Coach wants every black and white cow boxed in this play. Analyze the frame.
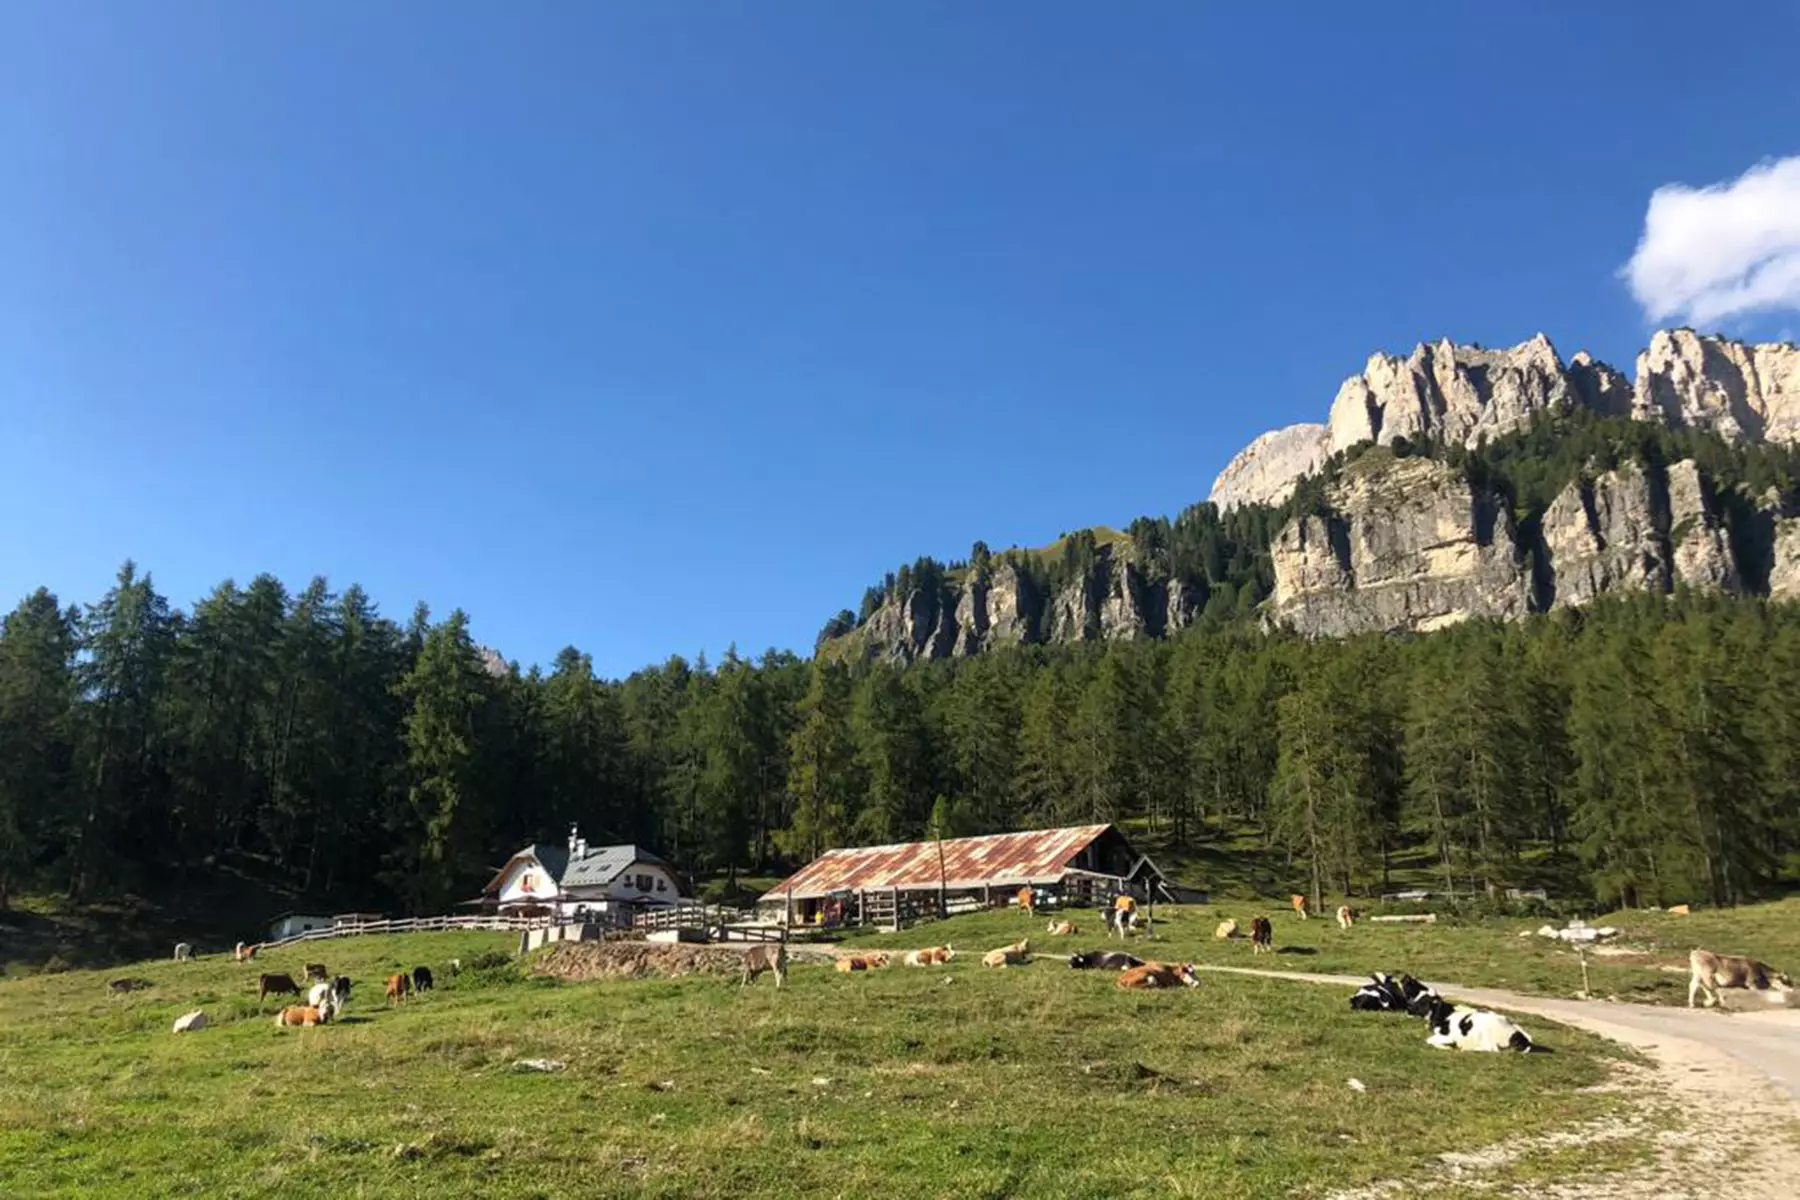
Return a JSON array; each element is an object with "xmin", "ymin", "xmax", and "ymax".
[
  {"xmin": 1421, "ymin": 997, "xmax": 1534, "ymax": 1053},
  {"xmin": 1068, "ymin": 950, "xmax": 1146, "ymax": 971}
]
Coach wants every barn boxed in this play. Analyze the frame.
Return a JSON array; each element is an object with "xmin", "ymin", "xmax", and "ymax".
[
  {"xmin": 760, "ymin": 823, "xmax": 1173, "ymax": 926},
  {"xmin": 473, "ymin": 825, "xmax": 689, "ymax": 921}
]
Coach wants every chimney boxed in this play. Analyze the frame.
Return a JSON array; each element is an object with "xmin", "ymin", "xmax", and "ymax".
[{"xmin": 568, "ymin": 823, "xmax": 580, "ymax": 857}]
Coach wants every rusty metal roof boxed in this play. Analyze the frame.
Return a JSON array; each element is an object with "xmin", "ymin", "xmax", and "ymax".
[{"xmin": 762, "ymin": 824, "xmax": 1120, "ymax": 900}]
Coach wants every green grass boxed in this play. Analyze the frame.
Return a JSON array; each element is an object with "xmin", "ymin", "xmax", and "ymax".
[
  {"xmin": 841, "ymin": 896, "xmax": 1800, "ymax": 1006},
  {"xmin": 0, "ymin": 928, "xmax": 1637, "ymax": 1198}
]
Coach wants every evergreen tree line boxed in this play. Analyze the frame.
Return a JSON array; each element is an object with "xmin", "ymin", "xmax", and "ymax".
[{"xmin": 3, "ymin": 561, "xmax": 1796, "ymax": 915}]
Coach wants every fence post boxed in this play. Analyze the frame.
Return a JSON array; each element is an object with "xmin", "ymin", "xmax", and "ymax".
[{"xmin": 890, "ymin": 887, "xmax": 900, "ymax": 934}]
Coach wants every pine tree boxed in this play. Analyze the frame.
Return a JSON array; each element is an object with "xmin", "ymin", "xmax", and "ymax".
[
  {"xmin": 783, "ymin": 662, "xmax": 858, "ymax": 861},
  {"xmin": 0, "ymin": 590, "xmax": 77, "ymax": 906}
]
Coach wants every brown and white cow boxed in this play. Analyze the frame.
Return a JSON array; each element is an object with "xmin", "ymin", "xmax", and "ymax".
[
  {"xmin": 1689, "ymin": 949, "xmax": 1793, "ymax": 1008},
  {"xmin": 385, "ymin": 972, "xmax": 413, "ymax": 1005},
  {"xmin": 1117, "ymin": 962, "xmax": 1199, "ymax": 990},
  {"xmin": 1016, "ymin": 887, "xmax": 1036, "ymax": 917},
  {"xmin": 982, "ymin": 938, "xmax": 1031, "ymax": 968},
  {"xmin": 1290, "ymin": 894, "xmax": 1309, "ymax": 921},
  {"xmin": 1046, "ymin": 919, "xmax": 1078, "ymax": 936},
  {"xmin": 304, "ymin": 963, "xmax": 328, "ymax": 982},
  {"xmin": 741, "ymin": 942, "xmax": 788, "ymax": 988},
  {"xmin": 274, "ymin": 1000, "xmax": 335, "ymax": 1028},
  {"xmin": 1336, "ymin": 905, "xmax": 1357, "ymax": 931},
  {"xmin": 834, "ymin": 952, "xmax": 890, "ymax": 973},
  {"xmin": 903, "ymin": 945, "xmax": 954, "ymax": 967}
]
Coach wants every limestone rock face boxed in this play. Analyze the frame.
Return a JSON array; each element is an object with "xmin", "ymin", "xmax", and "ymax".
[
  {"xmin": 1268, "ymin": 456, "xmax": 1531, "ymax": 636},
  {"xmin": 1664, "ymin": 460, "xmax": 1740, "ymax": 594},
  {"xmin": 1568, "ymin": 351, "xmax": 1636, "ymax": 419},
  {"xmin": 1635, "ymin": 330, "xmax": 1800, "ymax": 443},
  {"xmin": 1769, "ymin": 519, "xmax": 1800, "ymax": 601},
  {"xmin": 1539, "ymin": 463, "xmax": 1668, "ymax": 608},
  {"xmin": 1208, "ymin": 423, "xmax": 1331, "ymax": 510},
  {"xmin": 1325, "ymin": 334, "xmax": 1577, "ymax": 453}
]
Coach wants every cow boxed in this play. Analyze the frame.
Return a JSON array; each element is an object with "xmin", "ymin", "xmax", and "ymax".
[
  {"xmin": 234, "ymin": 942, "xmax": 258, "ymax": 962},
  {"xmin": 834, "ymin": 952, "xmax": 890, "ymax": 973},
  {"xmin": 1337, "ymin": 905, "xmax": 1357, "ymax": 930},
  {"xmin": 172, "ymin": 1009, "xmax": 207, "ymax": 1033},
  {"xmin": 258, "ymin": 973, "xmax": 302, "ymax": 1004},
  {"xmin": 308, "ymin": 981, "xmax": 336, "ymax": 1009},
  {"xmin": 173, "ymin": 942, "xmax": 195, "ymax": 962},
  {"xmin": 1016, "ymin": 886, "xmax": 1036, "ymax": 917},
  {"xmin": 1250, "ymin": 917, "xmax": 1273, "ymax": 954},
  {"xmin": 274, "ymin": 999, "xmax": 336, "ymax": 1028},
  {"xmin": 1046, "ymin": 919, "xmax": 1078, "ymax": 936},
  {"xmin": 1291, "ymin": 894, "xmax": 1308, "ymax": 921},
  {"xmin": 1422, "ymin": 997, "xmax": 1533, "ymax": 1052},
  {"xmin": 1109, "ymin": 893, "xmax": 1139, "ymax": 939},
  {"xmin": 1214, "ymin": 919, "xmax": 1239, "ymax": 940},
  {"xmin": 331, "ymin": 976, "xmax": 353, "ymax": 1006},
  {"xmin": 304, "ymin": 963, "xmax": 328, "ymax": 982},
  {"xmin": 108, "ymin": 978, "xmax": 151, "ymax": 995},
  {"xmin": 1688, "ymin": 949, "xmax": 1794, "ymax": 1008},
  {"xmin": 1068, "ymin": 950, "xmax": 1145, "ymax": 971},
  {"xmin": 903, "ymin": 945, "xmax": 954, "ymax": 967},
  {"xmin": 412, "ymin": 966, "xmax": 434, "ymax": 993},
  {"xmin": 385, "ymin": 972, "xmax": 412, "ymax": 1005},
  {"xmin": 1347, "ymin": 972, "xmax": 1437, "ymax": 1014},
  {"xmin": 982, "ymin": 938, "xmax": 1031, "ymax": 968},
  {"xmin": 448, "ymin": 958, "xmax": 462, "ymax": 976},
  {"xmin": 1116, "ymin": 962, "xmax": 1199, "ymax": 990},
  {"xmin": 741, "ymin": 943, "xmax": 788, "ymax": 988}
]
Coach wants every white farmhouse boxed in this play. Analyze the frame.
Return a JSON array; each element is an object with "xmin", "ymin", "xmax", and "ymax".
[{"xmin": 477, "ymin": 826, "xmax": 688, "ymax": 920}]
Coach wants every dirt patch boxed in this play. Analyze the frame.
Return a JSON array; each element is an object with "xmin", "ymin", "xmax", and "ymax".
[{"xmin": 530, "ymin": 941, "xmax": 832, "ymax": 982}]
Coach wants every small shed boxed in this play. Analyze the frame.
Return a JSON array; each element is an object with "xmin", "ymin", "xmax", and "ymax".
[{"xmin": 267, "ymin": 912, "xmax": 332, "ymax": 941}]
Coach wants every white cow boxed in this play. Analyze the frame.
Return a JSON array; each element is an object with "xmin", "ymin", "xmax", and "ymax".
[
  {"xmin": 173, "ymin": 942, "xmax": 195, "ymax": 962},
  {"xmin": 1423, "ymin": 999, "xmax": 1533, "ymax": 1052}
]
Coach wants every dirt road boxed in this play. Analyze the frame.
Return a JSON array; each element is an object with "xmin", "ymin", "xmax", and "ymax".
[{"xmin": 1196, "ymin": 964, "xmax": 1800, "ymax": 1197}]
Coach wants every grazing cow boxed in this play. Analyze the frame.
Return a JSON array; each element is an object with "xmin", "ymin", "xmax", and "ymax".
[
  {"xmin": 1046, "ymin": 919, "xmax": 1078, "ymax": 936},
  {"xmin": 1348, "ymin": 972, "xmax": 1438, "ymax": 1014},
  {"xmin": 172, "ymin": 1009, "xmax": 207, "ymax": 1033},
  {"xmin": 234, "ymin": 942, "xmax": 258, "ymax": 963},
  {"xmin": 412, "ymin": 966, "xmax": 434, "ymax": 993},
  {"xmin": 304, "ymin": 963, "xmax": 328, "ymax": 982},
  {"xmin": 385, "ymin": 972, "xmax": 412, "ymax": 1005},
  {"xmin": 741, "ymin": 943, "xmax": 788, "ymax": 988},
  {"xmin": 1291, "ymin": 894, "xmax": 1309, "ymax": 921},
  {"xmin": 1688, "ymin": 949, "xmax": 1794, "ymax": 1008},
  {"xmin": 1337, "ymin": 905, "xmax": 1357, "ymax": 931},
  {"xmin": 173, "ymin": 942, "xmax": 195, "ymax": 962},
  {"xmin": 903, "ymin": 945, "xmax": 954, "ymax": 967},
  {"xmin": 274, "ymin": 999, "xmax": 336, "ymax": 1028},
  {"xmin": 108, "ymin": 978, "xmax": 151, "ymax": 995},
  {"xmin": 1214, "ymin": 919, "xmax": 1238, "ymax": 940},
  {"xmin": 1422, "ymin": 998, "xmax": 1533, "ymax": 1052},
  {"xmin": 982, "ymin": 938, "xmax": 1031, "ymax": 968},
  {"xmin": 1016, "ymin": 886, "xmax": 1036, "ymax": 917},
  {"xmin": 258, "ymin": 973, "xmax": 301, "ymax": 1004},
  {"xmin": 1250, "ymin": 917, "xmax": 1273, "ymax": 955},
  {"xmin": 1068, "ymin": 950, "xmax": 1145, "ymax": 971},
  {"xmin": 1116, "ymin": 962, "xmax": 1199, "ymax": 990}
]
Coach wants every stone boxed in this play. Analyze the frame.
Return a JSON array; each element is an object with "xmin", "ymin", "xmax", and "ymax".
[
  {"xmin": 172, "ymin": 1009, "xmax": 207, "ymax": 1033},
  {"xmin": 1664, "ymin": 460, "xmax": 1739, "ymax": 593},
  {"xmin": 1634, "ymin": 329, "xmax": 1800, "ymax": 443},
  {"xmin": 1539, "ymin": 462, "xmax": 1668, "ymax": 608},
  {"xmin": 1208, "ymin": 423, "xmax": 1330, "ymax": 510}
]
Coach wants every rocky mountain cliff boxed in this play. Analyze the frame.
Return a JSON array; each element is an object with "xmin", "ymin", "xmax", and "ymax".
[{"xmin": 1210, "ymin": 330, "xmax": 1800, "ymax": 511}]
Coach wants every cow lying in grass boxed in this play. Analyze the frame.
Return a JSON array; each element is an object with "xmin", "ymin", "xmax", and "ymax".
[
  {"xmin": 1068, "ymin": 950, "xmax": 1145, "ymax": 971},
  {"xmin": 1214, "ymin": 919, "xmax": 1238, "ymax": 940},
  {"xmin": 903, "ymin": 946, "xmax": 954, "ymax": 967},
  {"xmin": 1116, "ymin": 962, "xmax": 1199, "ymax": 990},
  {"xmin": 1347, "ymin": 972, "xmax": 1438, "ymax": 1015},
  {"xmin": 1422, "ymin": 997, "xmax": 1533, "ymax": 1052},
  {"xmin": 1689, "ymin": 949, "xmax": 1793, "ymax": 1008},
  {"xmin": 274, "ymin": 998, "xmax": 337, "ymax": 1028},
  {"xmin": 982, "ymin": 938, "xmax": 1031, "ymax": 968},
  {"xmin": 835, "ymin": 952, "xmax": 890, "ymax": 973},
  {"xmin": 741, "ymin": 943, "xmax": 788, "ymax": 988},
  {"xmin": 1045, "ymin": 919, "xmax": 1078, "ymax": 936}
]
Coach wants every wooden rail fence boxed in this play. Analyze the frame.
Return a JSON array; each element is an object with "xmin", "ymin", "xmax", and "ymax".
[{"xmin": 259, "ymin": 914, "xmax": 546, "ymax": 950}]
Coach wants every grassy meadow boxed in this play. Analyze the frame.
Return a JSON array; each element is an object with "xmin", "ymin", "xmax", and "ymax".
[{"xmin": 0, "ymin": 924, "xmax": 1641, "ymax": 1199}]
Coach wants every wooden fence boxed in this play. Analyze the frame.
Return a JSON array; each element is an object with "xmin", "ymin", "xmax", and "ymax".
[{"xmin": 260, "ymin": 914, "xmax": 545, "ymax": 950}]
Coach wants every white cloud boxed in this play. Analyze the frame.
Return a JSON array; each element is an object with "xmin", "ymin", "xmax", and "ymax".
[{"xmin": 1622, "ymin": 155, "xmax": 1800, "ymax": 326}]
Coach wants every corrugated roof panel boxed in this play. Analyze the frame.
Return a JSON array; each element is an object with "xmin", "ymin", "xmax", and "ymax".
[{"xmin": 762, "ymin": 824, "xmax": 1117, "ymax": 900}]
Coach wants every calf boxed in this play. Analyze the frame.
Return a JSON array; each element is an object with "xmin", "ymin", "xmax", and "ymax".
[
  {"xmin": 304, "ymin": 963, "xmax": 328, "ymax": 982},
  {"xmin": 173, "ymin": 942, "xmax": 195, "ymax": 962},
  {"xmin": 1116, "ymin": 962, "xmax": 1199, "ymax": 990},
  {"xmin": 1688, "ymin": 948, "xmax": 1794, "ymax": 1008},
  {"xmin": 1250, "ymin": 917, "xmax": 1273, "ymax": 955},
  {"xmin": 258, "ymin": 973, "xmax": 302, "ymax": 1004},
  {"xmin": 1291, "ymin": 894, "xmax": 1308, "ymax": 921},
  {"xmin": 412, "ymin": 965, "xmax": 434, "ymax": 993},
  {"xmin": 385, "ymin": 972, "xmax": 412, "ymax": 1005},
  {"xmin": 1422, "ymin": 998, "xmax": 1533, "ymax": 1052},
  {"xmin": 1046, "ymin": 919, "xmax": 1078, "ymax": 936},
  {"xmin": 1336, "ymin": 905, "xmax": 1357, "ymax": 931},
  {"xmin": 982, "ymin": 938, "xmax": 1031, "ymax": 968},
  {"xmin": 1068, "ymin": 950, "xmax": 1145, "ymax": 971},
  {"xmin": 274, "ymin": 999, "xmax": 336, "ymax": 1028},
  {"xmin": 1214, "ymin": 919, "xmax": 1238, "ymax": 940},
  {"xmin": 741, "ymin": 943, "xmax": 788, "ymax": 988}
]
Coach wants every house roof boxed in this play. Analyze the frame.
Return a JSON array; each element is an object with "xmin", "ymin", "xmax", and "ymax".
[
  {"xmin": 481, "ymin": 842, "xmax": 668, "ymax": 895},
  {"xmin": 762, "ymin": 824, "xmax": 1135, "ymax": 901}
]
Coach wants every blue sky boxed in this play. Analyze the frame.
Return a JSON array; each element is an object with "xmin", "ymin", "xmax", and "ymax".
[{"xmin": 4, "ymin": 2, "xmax": 1798, "ymax": 678}]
